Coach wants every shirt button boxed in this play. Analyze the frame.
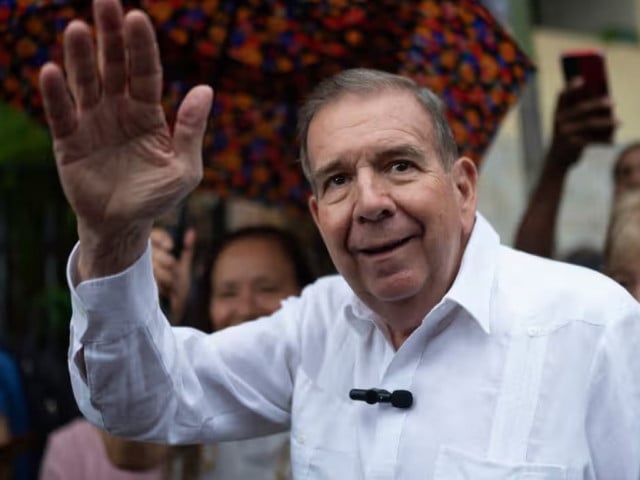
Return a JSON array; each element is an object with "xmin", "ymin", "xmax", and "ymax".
[{"xmin": 527, "ymin": 326, "xmax": 540, "ymax": 336}]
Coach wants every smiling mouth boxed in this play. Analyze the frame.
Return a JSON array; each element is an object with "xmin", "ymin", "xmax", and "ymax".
[{"xmin": 358, "ymin": 236, "xmax": 414, "ymax": 255}]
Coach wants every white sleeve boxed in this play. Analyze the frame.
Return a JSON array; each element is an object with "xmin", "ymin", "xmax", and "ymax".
[
  {"xmin": 585, "ymin": 296, "xmax": 640, "ymax": 480},
  {"xmin": 66, "ymin": 243, "xmax": 299, "ymax": 444}
]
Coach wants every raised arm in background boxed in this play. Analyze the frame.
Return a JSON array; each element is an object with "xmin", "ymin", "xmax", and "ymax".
[{"xmin": 514, "ymin": 78, "xmax": 616, "ymax": 258}]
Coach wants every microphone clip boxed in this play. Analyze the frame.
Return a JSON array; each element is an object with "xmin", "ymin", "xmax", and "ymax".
[{"xmin": 349, "ymin": 388, "xmax": 413, "ymax": 409}]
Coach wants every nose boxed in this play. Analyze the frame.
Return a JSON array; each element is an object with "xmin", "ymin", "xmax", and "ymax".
[
  {"xmin": 234, "ymin": 288, "xmax": 262, "ymax": 323},
  {"xmin": 353, "ymin": 171, "xmax": 395, "ymax": 223}
]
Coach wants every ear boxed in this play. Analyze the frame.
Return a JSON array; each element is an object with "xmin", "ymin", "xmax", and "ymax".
[
  {"xmin": 451, "ymin": 157, "xmax": 478, "ymax": 232},
  {"xmin": 308, "ymin": 195, "xmax": 321, "ymax": 228}
]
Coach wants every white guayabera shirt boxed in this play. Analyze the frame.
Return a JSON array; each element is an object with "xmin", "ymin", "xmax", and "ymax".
[{"xmin": 67, "ymin": 214, "xmax": 640, "ymax": 480}]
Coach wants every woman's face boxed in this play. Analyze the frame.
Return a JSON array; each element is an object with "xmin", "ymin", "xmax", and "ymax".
[{"xmin": 209, "ymin": 236, "xmax": 301, "ymax": 330}]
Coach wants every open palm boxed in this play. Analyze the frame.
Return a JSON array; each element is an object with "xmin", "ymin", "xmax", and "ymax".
[{"xmin": 39, "ymin": 0, "xmax": 212, "ymax": 276}]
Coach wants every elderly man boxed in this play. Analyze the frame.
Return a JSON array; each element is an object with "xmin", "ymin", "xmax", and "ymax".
[{"xmin": 40, "ymin": 1, "xmax": 639, "ymax": 478}]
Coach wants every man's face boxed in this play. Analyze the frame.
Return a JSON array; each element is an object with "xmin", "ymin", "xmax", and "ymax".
[
  {"xmin": 307, "ymin": 90, "xmax": 477, "ymax": 318},
  {"xmin": 614, "ymin": 147, "xmax": 640, "ymax": 197}
]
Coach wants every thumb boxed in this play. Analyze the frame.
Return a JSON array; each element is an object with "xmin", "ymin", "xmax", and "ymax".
[{"xmin": 173, "ymin": 85, "xmax": 214, "ymax": 180}]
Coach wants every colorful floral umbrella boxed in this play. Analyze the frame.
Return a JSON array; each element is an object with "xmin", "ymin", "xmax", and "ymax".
[{"xmin": 1, "ymin": 0, "xmax": 535, "ymax": 209}]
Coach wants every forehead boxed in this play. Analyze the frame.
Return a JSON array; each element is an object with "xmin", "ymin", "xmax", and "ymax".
[
  {"xmin": 213, "ymin": 237, "xmax": 290, "ymax": 276},
  {"xmin": 617, "ymin": 147, "xmax": 640, "ymax": 170},
  {"xmin": 306, "ymin": 90, "xmax": 435, "ymax": 170}
]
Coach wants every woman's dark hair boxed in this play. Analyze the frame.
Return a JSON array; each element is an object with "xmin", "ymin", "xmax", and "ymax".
[{"xmin": 209, "ymin": 225, "xmax": 315, "ymax": 289}]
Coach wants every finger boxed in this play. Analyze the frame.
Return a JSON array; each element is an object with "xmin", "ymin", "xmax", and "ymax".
[
  {"xmin": 560, "ymin": 120, "xmax": 615, "ymax": 146},
  {"xmin": 178, "ymin": 229, "xmax": 196, "ymax": 271},
  {"xmin": 557, "ymin": 98, "xmax": 613, "ymax": 125},
  {"xmin": 152, "ymin": 251, "xmax": 176, "ymax": 288},
  {"xmin": 152, "ymin": 248, "xmax": 177, "ymax": 271},
  {"xmin": 94, "ymin": 0, "xmax": 126, "ymax": 96},
  {"xmin": 173, "ymin": 86, "xmax": 214, "ymax": 182},
  {"xmin": 150, "ymin": 228, "xmax": 173, "ymax": 251},
  {"xmin": 63, "ymin": 20, "xmax": 100, "ymax": 109},
  {"xmin": 561, "ymin": 118, "xmax": 615, "ymax": 136},
  {"xmin": 556, "ymin": 77, "xmax": 585, "ymax": 110},
  {"xmin": 123, "ymin": 10, "xmax": 162, "ymax": 103},
  {"xmin": 155, "ymin": 270, "xmax": 174, "ymax": 298},
  {"xmin": 557, "ymin": 104, "xmax": 615, "ymax": 124},
  {"xmin": 556, "ymin": 78, "xmax": 611, "ymax": 112},
  {"xmin": 39, "ymin": 63, "xmax": 77, "ymax": 139}
]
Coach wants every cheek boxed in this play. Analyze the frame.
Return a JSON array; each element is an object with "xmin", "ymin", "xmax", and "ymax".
[
  {"xmin": 316, "ymin": 206, "xmax": 350, "ymax": 250},
  {"xmin": 210, "ymin": 300, "xmax": 232, "ymax": 330},
  {"xmin": 256, "ymin": 294, "xmax": 287, "ymax": 314}
]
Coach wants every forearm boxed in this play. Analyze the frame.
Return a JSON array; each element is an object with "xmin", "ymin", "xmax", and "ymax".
[
  {"xmin": 68, "ymin": 242, "xmax": 179, "ymax": 439},
  {"xmin": 514, "ymin": 159, "xmax": 571, "ymax": 258},
  {"xmin": 67, "ymin": 244, "xmax": 295, "ymax": 443}
]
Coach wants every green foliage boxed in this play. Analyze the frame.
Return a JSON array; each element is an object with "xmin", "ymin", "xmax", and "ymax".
[
  {"xmin": 0, "ymin": 102, "xmax": 52, "ymax": 167},
  {"xmin": 0, "ymin": 102, "xmax": 75, "ymax": 341}
]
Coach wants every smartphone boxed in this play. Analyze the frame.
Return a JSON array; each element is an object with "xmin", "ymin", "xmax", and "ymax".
[
  {"xmin": 165, "ymin": 203, "xmax": 188, "ymax": 258},
  {"xmin": 561, "ymin": 49, "xmax": 609, "ymax": 98}
]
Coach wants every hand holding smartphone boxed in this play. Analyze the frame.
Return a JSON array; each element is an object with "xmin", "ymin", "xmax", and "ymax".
[{"xmin": 557, "ymin": 48, "xmax": 615, "ymax": 146}]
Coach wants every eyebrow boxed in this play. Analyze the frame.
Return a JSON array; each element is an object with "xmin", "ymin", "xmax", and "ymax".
[{"xmin": 311, "ymin": 144, "xmax": 426, "ymax": 182}]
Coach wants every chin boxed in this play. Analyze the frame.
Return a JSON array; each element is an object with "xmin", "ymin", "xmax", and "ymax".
[{"xmin": 366, "ymin": 274, "xmax": 425, "ymax": 303}]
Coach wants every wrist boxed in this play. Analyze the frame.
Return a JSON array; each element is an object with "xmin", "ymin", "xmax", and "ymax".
[
  {"xmin": 545, "ymin": 143, "xmax": 583, "ymax": 173},
  {"xmin": 77, "ymin": 221, "xmax": 152, "ymax": 281}
]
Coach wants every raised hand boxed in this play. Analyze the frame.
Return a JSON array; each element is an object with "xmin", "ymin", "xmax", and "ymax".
[
  {"xmin": 39, "ymin": 0, "xmax": 213, "ymax": 280},
  {"xmin": 151, "ymin": 227, "xmax": 196, "ymax": 324},
  {"xmin": 548, "ymin": 77, "xmax": 617, "ymax": 169}
]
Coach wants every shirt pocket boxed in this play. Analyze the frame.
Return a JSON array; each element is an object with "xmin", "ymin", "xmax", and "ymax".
[
  {"xmin": 290, "ymin": 368, "xmax": 360, "ymax": 480},
  {"xmin": 433, "ymin": 446, "xmax": 567, "ymax": 480}
]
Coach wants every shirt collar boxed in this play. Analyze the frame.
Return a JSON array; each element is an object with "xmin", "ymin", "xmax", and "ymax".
[
  {"xmin": 343, "ymin": 212, "xmax": 499, "ymax": 337},
  {"xmin": 443, "ymin": 212, "xmax": 499, "ymax": 335}
]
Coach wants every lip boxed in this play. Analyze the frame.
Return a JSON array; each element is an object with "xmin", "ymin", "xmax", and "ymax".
[{"xmin": 355, "ymin": 235, "xmax": 416, "ymax": 256}]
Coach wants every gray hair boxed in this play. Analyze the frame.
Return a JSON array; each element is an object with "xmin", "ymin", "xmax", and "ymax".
[{"xmin": 297, "ymin": 68, "xmax": 459, "ymax": 185}]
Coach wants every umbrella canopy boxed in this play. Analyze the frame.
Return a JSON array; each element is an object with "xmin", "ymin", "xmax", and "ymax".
[{"xmin": 1, "ymin": 0, "xmax": 535, "ymax": 209}]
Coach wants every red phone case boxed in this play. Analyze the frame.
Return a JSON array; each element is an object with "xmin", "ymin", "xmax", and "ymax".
[{"xmin": 561, "ymin": 49, "xmax": 609, "ymax": 97}]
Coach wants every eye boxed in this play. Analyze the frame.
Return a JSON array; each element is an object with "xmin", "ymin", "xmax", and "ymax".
[
  {"xmin": 215, "ymin": 289, "xmax": 238, "ymax": 299},
  {"xmin": 323, "ymin": 173, "xmax": 349, "ymax": 190},
  {"xmin": 257, "ymin": 284, "xmax": 280, "ymax": 294},
  {"xmin": 389, "ymin": 160, "xmax": 412, "ymax": 173}
]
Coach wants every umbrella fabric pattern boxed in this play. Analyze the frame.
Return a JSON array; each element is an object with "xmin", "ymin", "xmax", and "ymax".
[{"xmin": 1, "ymin": 0, "xmax": 535, "ymax": 209}]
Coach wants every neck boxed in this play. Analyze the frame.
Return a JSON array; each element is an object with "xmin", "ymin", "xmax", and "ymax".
[
  {"xmin": 374, "ymin": 297, "xmax": 435, "ymax": 349},
  {"xmin": 387, "ymin": 323, "xmax": 419, "ymax": 350}
]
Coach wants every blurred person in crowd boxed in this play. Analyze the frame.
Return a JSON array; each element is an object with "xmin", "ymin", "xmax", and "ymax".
[
  {"xmin": 151, "ymin": 224, "xmax": 315, "ymax": 479},
  {"xmin": 514, "ymin": 76, "xmax": 617, "ymax": 260},
  {"xmin": 0, "ymin": 345, "xmax": 31, "ymax": 480},
  {"xmin": 39, "ymin": 418, "xmax": 169, "ymax": 479},
  {"xmin": 603, "ymin": 189, "xmax": 640, "ymax": 300},
  {"xmin": 612, "ymin": 141, "xmax": 640, "ymax": 197},
  {"xmin": 41, "ymin": 1, "xmax": 640, "ymax": 477}
]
